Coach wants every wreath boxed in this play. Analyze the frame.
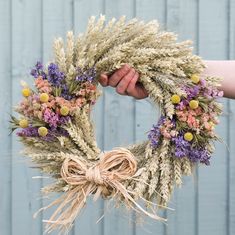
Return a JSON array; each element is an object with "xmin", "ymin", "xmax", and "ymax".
[{"xmin": 10, "ymin": 15, "xmax": 223, "ymax": 234}]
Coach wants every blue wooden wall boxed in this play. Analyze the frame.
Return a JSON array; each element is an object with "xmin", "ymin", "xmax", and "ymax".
[{"xmin": 0, "ymin": 0, "xmax": 234, "ymax": 234}]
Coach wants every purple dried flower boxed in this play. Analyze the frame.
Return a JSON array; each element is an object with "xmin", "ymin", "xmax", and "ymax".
[
  {"xmin": 30, "ymin": 61, "xmax": 47, "ymax": 79},
  {"xmin": 184, "ymin": 85, "xmax": 200, "ymax": 99},
  {"xmin": 189, "ymin": 147, "xmax": 210, "ymax": 165},
  {"xmin": 43, "ymin": 109, "xmax": 59, "ymax": 128},
  {"xmin": 172, "ymin": 133, "xmax": 211, "ymax": 165},
  {"xmin": 17, "ymin": 127, "xmax": 39, "ymax": 137},
  {"xmin": 47, "ymin": 63, "xmax": 75, "ymax": 100},
  {"xmin": 17, "ymin": 125, "xmax": 69, "ymax": 142},
  {"xmin": 75, "ymin": 66, "xmax": 96, "ymax": 83},
  {"xmin": 58, "ymin": 116, "xmax": 71, "ymax": 125},
  {"xmin": 172, "ymin": 134, "xmax": 191, "ymax": 158},
  {"xmin": 200, "ymin": 79, "xmax": 206, "ymax": 87},
  {"xmin": 203, "ymin": 87, "xmax": 224, "ymax": 99},
  {"xmin": 148, "ymin": 116, "xmax": 166, "ymax": 147},
  {"xmin": 47, "ymin": 63, "xmax": 65, "ymax": 86}
]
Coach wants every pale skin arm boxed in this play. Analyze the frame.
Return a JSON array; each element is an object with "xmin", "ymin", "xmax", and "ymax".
[
  {"xmin": 202, "ymin": 60, "xmax": 235, "ymax": 99},
  {"xmin": 98, "ymin": 61, "xmax": 235, "ymax": 99}
]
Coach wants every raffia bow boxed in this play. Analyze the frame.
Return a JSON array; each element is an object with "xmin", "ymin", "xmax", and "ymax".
[{"xmin": 38, "ymin": 148, "xmax": 166, "ymax": 234}]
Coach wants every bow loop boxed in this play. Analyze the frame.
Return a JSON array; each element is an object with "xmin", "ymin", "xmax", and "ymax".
[{"xmin": 99, "ymin": 148, "xmax": 137, "ymax": 181}]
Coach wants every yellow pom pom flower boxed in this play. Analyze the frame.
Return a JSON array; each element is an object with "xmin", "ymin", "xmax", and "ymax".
[
  {"xmin": 38, "ymin": 127, "xmax": 48, "ymax": 137},
  {"xmin": 60, "ymin": 106, "xmax": 70, "ymax": 116},
  {"xmin": 171, "ymin": 94, "xmax": 181, "ymax": 104},
  {"xmin": 189, "ymin": 100, "xmax": 199, "ymax": 109},
  {"xmin": 191, "ymin": 74, "xmax": 200, "ymax": 84},
  {"xmin": 19, "ymin": 119, "xmax": 29, "ymax": 128},
  {"xmin": 184, "ymin": 132, "xmax": 193, "ymax": 141},
  {"xmin": 209, "ymin": 121, "xmax": 215, "ymax": 130},
  {"xmin": 22, "ymin": 88, "xmax": 31, "ymax": 97},
  {"xmin": 40, "ymin": 93, "xmax": 49, "ymax": 103}
]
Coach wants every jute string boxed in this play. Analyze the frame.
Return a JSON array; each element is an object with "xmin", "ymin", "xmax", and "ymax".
[{"xmin": 35, "ymin": 147, "xmax": 166, "ymax": 234}]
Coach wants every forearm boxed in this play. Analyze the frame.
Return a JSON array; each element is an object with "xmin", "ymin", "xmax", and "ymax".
[{"xmin": 201, "ymin": 60, "xmax": 235, "ymax": 99}]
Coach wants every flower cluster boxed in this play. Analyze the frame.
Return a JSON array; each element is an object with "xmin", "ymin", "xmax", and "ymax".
[
  {"xmin": 12, "ymin": 61, "xmax": 99, "ymax": 140},
  {"xmin": 148, "ymin": 74, "xmax": 223, "ymax": 165}
]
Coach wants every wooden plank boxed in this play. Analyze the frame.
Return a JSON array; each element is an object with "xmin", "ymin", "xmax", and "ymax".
[
  {"xmin": 103, "ymin": 1, "xmax": 136, "ymax": 235},
  {"xmin": 228, "ymin": 1, "xmax": 235, "ymax": 234},
  {"xmin": 198, "ymin": 1, "xmax": 229, "ymax": 235},
  {"xmin": 228, "ymin": 103, "xmax": 235, "ymax": 235},
  {"xmin": 165, "ymin": 1, "xmax": 198, "ymax": 235},
  {"xmin": 136, "ymin": 0, "xmax": 166, "ymax": 26},
  {"xmin": 11, "ymin": 0, "xmax": 44, "ymax": 234},
  {"xmin": 0, "ymin": 1, "xmax": 12, "ymax": 234},
  {"xmin": 41, "ymin": 1, "xmax": 73, "ymax": 234},
  {"xmin": 73, "ymin": 1, "xmax": 105, "ymax": 235},
  {"xmin": 135, "ymin": 1, "xmax": 165, "ymax": 235}
]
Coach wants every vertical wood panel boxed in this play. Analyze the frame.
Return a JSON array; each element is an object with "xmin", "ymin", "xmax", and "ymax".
[
  {"xmin": 103, "ymin": 1, "xmax": 136, "ymax": 235},
  {"xmin": 135, "ymin": 1, "xmax": 165, "ymax": 235},
  {"xmin": 11, "ymin": 0, "xmax": 43, "ymax": 234},
  {"xmin": 166, "ymin": 1, "xmax": 198, "ymax": 235},
  {"xmin": 228, "ymin": 1, "xmax": 235, "ymax": 235},
  {"xmin": 198, "ymin": 1, "xmax": 229, "ymax": 235},
  {"xmin": 41, "ymin": 1, "xmax": 73, "ymax": 234},
  {"xmin": 0, "ymin": 0, "xmax": 12, "ymax": 234},
  {"xmin": 73, "ymin": 1, "xmax": 105, "ymax": 234},
  {"xmin": 0, "ymin": 1, "xmax": 234, "ymax": 234}
]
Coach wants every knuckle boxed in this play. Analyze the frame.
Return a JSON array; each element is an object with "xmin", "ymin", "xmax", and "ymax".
[
  {"xmin": 120, "ymin": 64, "xmax": 131, "ymax": 75},
  {"xmin": 116, "ymin": 86, "xmax": 124, "ymax": 94}
]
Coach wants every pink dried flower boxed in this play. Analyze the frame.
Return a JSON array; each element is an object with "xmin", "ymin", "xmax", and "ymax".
[{"xmin": 35, "ymin": 76, "xmax": 52, "ymax": 93}]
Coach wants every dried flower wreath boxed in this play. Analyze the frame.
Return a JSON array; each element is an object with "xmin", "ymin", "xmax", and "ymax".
[{"xmin": 10, "ymin": 15, "xmax": 223, "ymax": 234}]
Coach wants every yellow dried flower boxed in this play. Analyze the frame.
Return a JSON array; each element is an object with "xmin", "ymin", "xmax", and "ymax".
[
  {"xmin": 171, "ymin": 94, "xmax": 181, "ymax": 104},
  {"xmin": 60, "ymin": 106, "xmax": 70, "ymax": 116},
  {"xmin": 184, "ymin": 132, "xmax": 193, "ymax": 141},
  {"xmin": 40, "ymin": 93, "xmax": 49, "ymax": 103},
  {"xmin": 189, "ymin": 100, "xmax": 199, "ymax": 109},
  {"xmin": 209, "ymin": 121, "xmax": 215, "ymax": 129},
  {"xmin": 38, "ymin": 127, "xmax": 48, "ymax": 137},
  {"xmin": 22, "ymin": 88, "xmax": 31, "ymax": 97},
  {"xmin": 191, "ymin": 74, "xmax": 200, "ymax": 84},
  {"xmin": 19, "ymin": 119, "xmax": 28, "ymax": 128}
]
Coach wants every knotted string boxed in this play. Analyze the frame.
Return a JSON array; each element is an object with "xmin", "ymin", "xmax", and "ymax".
[{"xmin": 35, "ymin": 148, "xmax": 166, "ymax": 234}]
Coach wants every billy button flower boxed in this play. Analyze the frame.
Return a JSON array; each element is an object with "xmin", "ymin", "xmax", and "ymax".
[
  {"xmin": 22, "ymin": 88, "xmax": 31, "ymax": 97},
  {"xmin": 38, "ymin": 126, "xmax": 48, "ymax": 137},
  {"xmin": 209, "ymin": 121, "xmax": 215, "ymax": 130},
  {"xmin": 40, "ymin": 93, "xmax": 49, "ymax": 103},
  {"xmin": 191, "ymin": 74, "xmax": 200, "ymax": 84},
  {"xmin": 189, "ymin": 100, "xmax": 199, "ymax": 109},
  {"xmin": 60, "ymin": 106, "xmax": 70, "ymax": 116},
  {"xmin": 19, "ymin": 119, "xmax": 29, "ymax": 128},
  {"xmin": 184, "ymin": 132, "xmax": 193, "ymax": 141},
  {"xmin": 171, "ymin": 94, "xmax": 181, "ymax": 104}
]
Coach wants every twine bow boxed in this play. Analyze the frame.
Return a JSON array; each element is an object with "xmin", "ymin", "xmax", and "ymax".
[{"xmin": 38, "ymin": 148, "xmax": 166, "ymax": 234}]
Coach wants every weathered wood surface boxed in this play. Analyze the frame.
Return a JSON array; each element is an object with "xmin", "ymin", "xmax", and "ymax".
[{"xmin": 0, "ymin": 0, "xmax": 234, "ymax": 234}]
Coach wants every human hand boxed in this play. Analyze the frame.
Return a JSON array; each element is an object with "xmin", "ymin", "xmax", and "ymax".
[{"xmin": 98, "ymin": 64, "xmax": 149, "ymax": 99}]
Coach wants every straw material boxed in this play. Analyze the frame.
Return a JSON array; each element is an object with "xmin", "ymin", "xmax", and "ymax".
[{"xmin": 38, "ymin": 148, "xmax": 166, "ymax": 234}]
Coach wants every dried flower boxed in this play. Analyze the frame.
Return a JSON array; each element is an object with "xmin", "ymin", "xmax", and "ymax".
[
  {"xmin": 171, "ymin": 94, "xmax": 181, "ymax": 104},
  {"xmin": 22, "ymin": 88, "xmax": 31, "ymax": 97},
  {"xmin": 19, "ymin": 119, "xmax": 29, "ymax": 128},
  {"xmin": 38, "ymin": 127, "xmax": 48, "ymax": 137}
]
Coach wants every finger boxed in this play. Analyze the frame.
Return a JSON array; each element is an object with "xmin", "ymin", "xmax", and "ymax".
[
  {"xmin": 126, "ymin": 72, "xmax": 139, "ymax": 96},
  {"xmin": 98, "ymin": 73, "xmax": 108, "ymax": 87},
  {"xmin": 116, "ymin": 68, "xmax": 136, "ymax": 95},
  {"xmin": 108, "ymin": 64, "xmax": 131, "ymax": 87}
]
